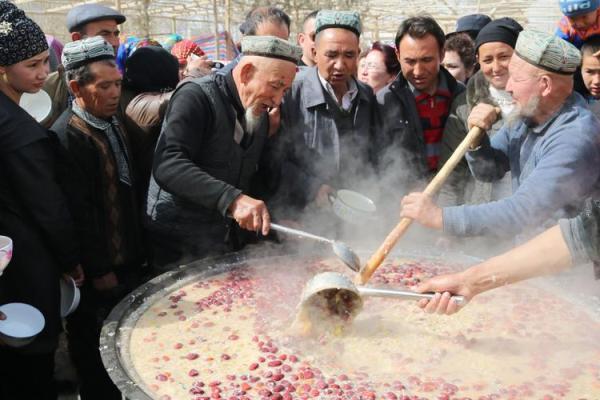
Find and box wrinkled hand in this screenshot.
[268,107,281,137]
[93,271,119,292]
[184,55,213,78]
[400,192,443,230]
[315,184,334,208]
[415,272,473,315]
[229,194,271,235]
[66,264,85,287]
[467,103,499,132]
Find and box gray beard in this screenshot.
[504,95,541,128]
[245,106,262,135]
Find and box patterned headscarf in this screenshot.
[0,1,48,66]
[171,39,205,66]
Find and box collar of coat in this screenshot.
[389,66,464,100]
[301,66,372,109]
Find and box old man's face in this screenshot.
[239,57,297,117]
[505,55,543,118]
[314,28,360,92]
[73,60,122,119]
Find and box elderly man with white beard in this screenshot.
[401,30,600,242]
[145,36,301,270]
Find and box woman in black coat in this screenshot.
[0,3,82,399]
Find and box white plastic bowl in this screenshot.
[0,235,12,276]
[60,276,80,318]
[0,303,45,347]
[19,90,52,123]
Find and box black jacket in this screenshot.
[146,72,268,247]
[376,67,465,193]
[0,92,79,353]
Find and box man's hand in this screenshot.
[66,264,85,287]
[415,272,473,315]
[268,107,281,137]
[467,103,499,131]
[229,194,271,235]
[314,184,334,208]
[400,192,443,230]
[92,271,119,292]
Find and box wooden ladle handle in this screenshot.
[357,126,486,285]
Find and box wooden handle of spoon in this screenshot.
[357,126,486,285]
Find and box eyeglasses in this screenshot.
[363,62,387,72]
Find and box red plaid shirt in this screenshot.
[414,88,452,171]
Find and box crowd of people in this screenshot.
[1,0,600,398]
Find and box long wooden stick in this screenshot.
[357,126,485,285]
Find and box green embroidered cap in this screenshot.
[515,29,581,75]
[241,35,302,63]
[315,10,361,37]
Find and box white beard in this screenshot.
[245,106,262,135]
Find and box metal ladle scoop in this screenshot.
[299,272,466,322]
[270,223,361,272]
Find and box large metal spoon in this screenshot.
[270,223,361,272]
[299,272,465,322]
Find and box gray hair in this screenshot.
[64,59,117,87]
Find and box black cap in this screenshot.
[124,46,179,93]
[66,4,126,33]
[475,17,524,50]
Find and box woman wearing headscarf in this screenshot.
[0,2,81,398]
[438,18,523,208]
[171,39,212,80]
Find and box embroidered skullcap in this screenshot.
[0,1,48,67]
[171,39,205,65]
[66,3,125,33]
[315,10,361,37]
[61,36,115,71]
[559,0,600,17]
[515,29,581,75]
[241,35,302,63]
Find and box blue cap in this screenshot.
[454,14,491,35]
[66,4,126,33]
[559,0,600,17]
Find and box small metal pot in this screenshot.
[329,189,377,225]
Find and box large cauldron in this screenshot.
[100,246,600,399]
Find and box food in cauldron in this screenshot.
[118,256,600,400]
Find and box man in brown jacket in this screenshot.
[51,37,143,400]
